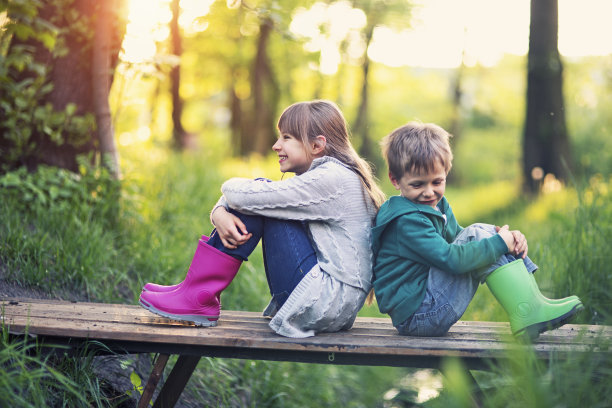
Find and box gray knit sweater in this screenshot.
[215,156,377,291]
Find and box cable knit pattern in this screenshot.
[219,156,377,290]
[214,156,378,337]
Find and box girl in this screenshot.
[139,100,386,338]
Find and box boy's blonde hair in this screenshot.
[277,100,386,209]
[381,122,453,179]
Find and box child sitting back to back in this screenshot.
[371,122,582,341]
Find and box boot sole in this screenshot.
[515,302,584,342]
[139,298,219,327]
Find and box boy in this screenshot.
[372,122,582,341]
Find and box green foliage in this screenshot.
[188,358,400,407]
[0,156,121,223]
[0,157,125,299]
[0,322,100,407]
[426,343,612,408]
[0,0,96,171]
[564,57,612,178]
[536,175,612,324]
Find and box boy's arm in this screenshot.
[396,215,508,275]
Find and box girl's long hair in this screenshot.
[277,100,386,210]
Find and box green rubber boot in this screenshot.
[486,259,583,341]
[529,273,580,305]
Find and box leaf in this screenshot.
[65,103,76,116]
[0,173,21,187]
[49,185,59,200]
[130,371,143,394]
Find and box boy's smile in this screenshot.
[389,163,447,209]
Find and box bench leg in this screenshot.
[463,370,484,407]
[138,353,170,408]
[152,355,202,408]
[440,364,484,408]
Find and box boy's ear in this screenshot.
[389,172,400,190]
[311,135,327,156]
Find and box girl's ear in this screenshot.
[311,135,327,156]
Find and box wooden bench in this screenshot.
[2,298,610,407]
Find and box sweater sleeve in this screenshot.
[220,163,347,222]
[396,214,508,275]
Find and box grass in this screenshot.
[0,322,119,407]
[0,137,611,406]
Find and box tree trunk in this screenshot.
[354,24,382,172]
[250,17,279,156]
[446,29,467,185]
[523,0,571,193]
[170,0,188,150]
[229,79,243,156]
[93,0,121,178]
[6,0,125,174]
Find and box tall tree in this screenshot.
[523,0,571,193]
[170,0,188,150]
[250,16,280,156]
[92,0,121,177]
[351,0,412,172]
[1,0,126,176]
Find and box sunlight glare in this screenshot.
[290,1,366,75]
[121,0,171,63]
[179,0,215,36]
[559,0,612,56]
[368,0,612,69]
[119,126,152,146]
[369,0,530,69]
[121,0,214,63]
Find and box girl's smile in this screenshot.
[272,133,312,175]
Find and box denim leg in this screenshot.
[262,218,317,312]
[454,223,537,280]
[206,209,317,313]
[396,223,537,336]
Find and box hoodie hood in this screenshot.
[371,195,450,254]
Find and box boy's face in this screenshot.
[389,162,447,208]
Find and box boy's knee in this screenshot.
[455,223,496,244]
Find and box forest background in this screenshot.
[0,0,610,407]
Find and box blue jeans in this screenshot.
[396,223,537,337]
[207,209,318,312]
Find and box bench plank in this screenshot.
[3,298,610,408]
[2,299,609,360]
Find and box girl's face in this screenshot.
[272,132,312,175]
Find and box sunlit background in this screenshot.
[122,0,612,70]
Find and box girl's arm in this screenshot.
[219,163,351,222]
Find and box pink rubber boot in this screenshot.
[138,239,241,326]
[142,235,210,293]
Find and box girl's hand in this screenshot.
[211,207,252,249]
[496,225,516,254]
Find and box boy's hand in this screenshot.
[496,225,516,254]
[211,207,252,249]
[495,225,528,258]
[510,230,528,258]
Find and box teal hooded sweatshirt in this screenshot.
[371,195,508,326]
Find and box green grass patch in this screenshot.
[1,141,610,406]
